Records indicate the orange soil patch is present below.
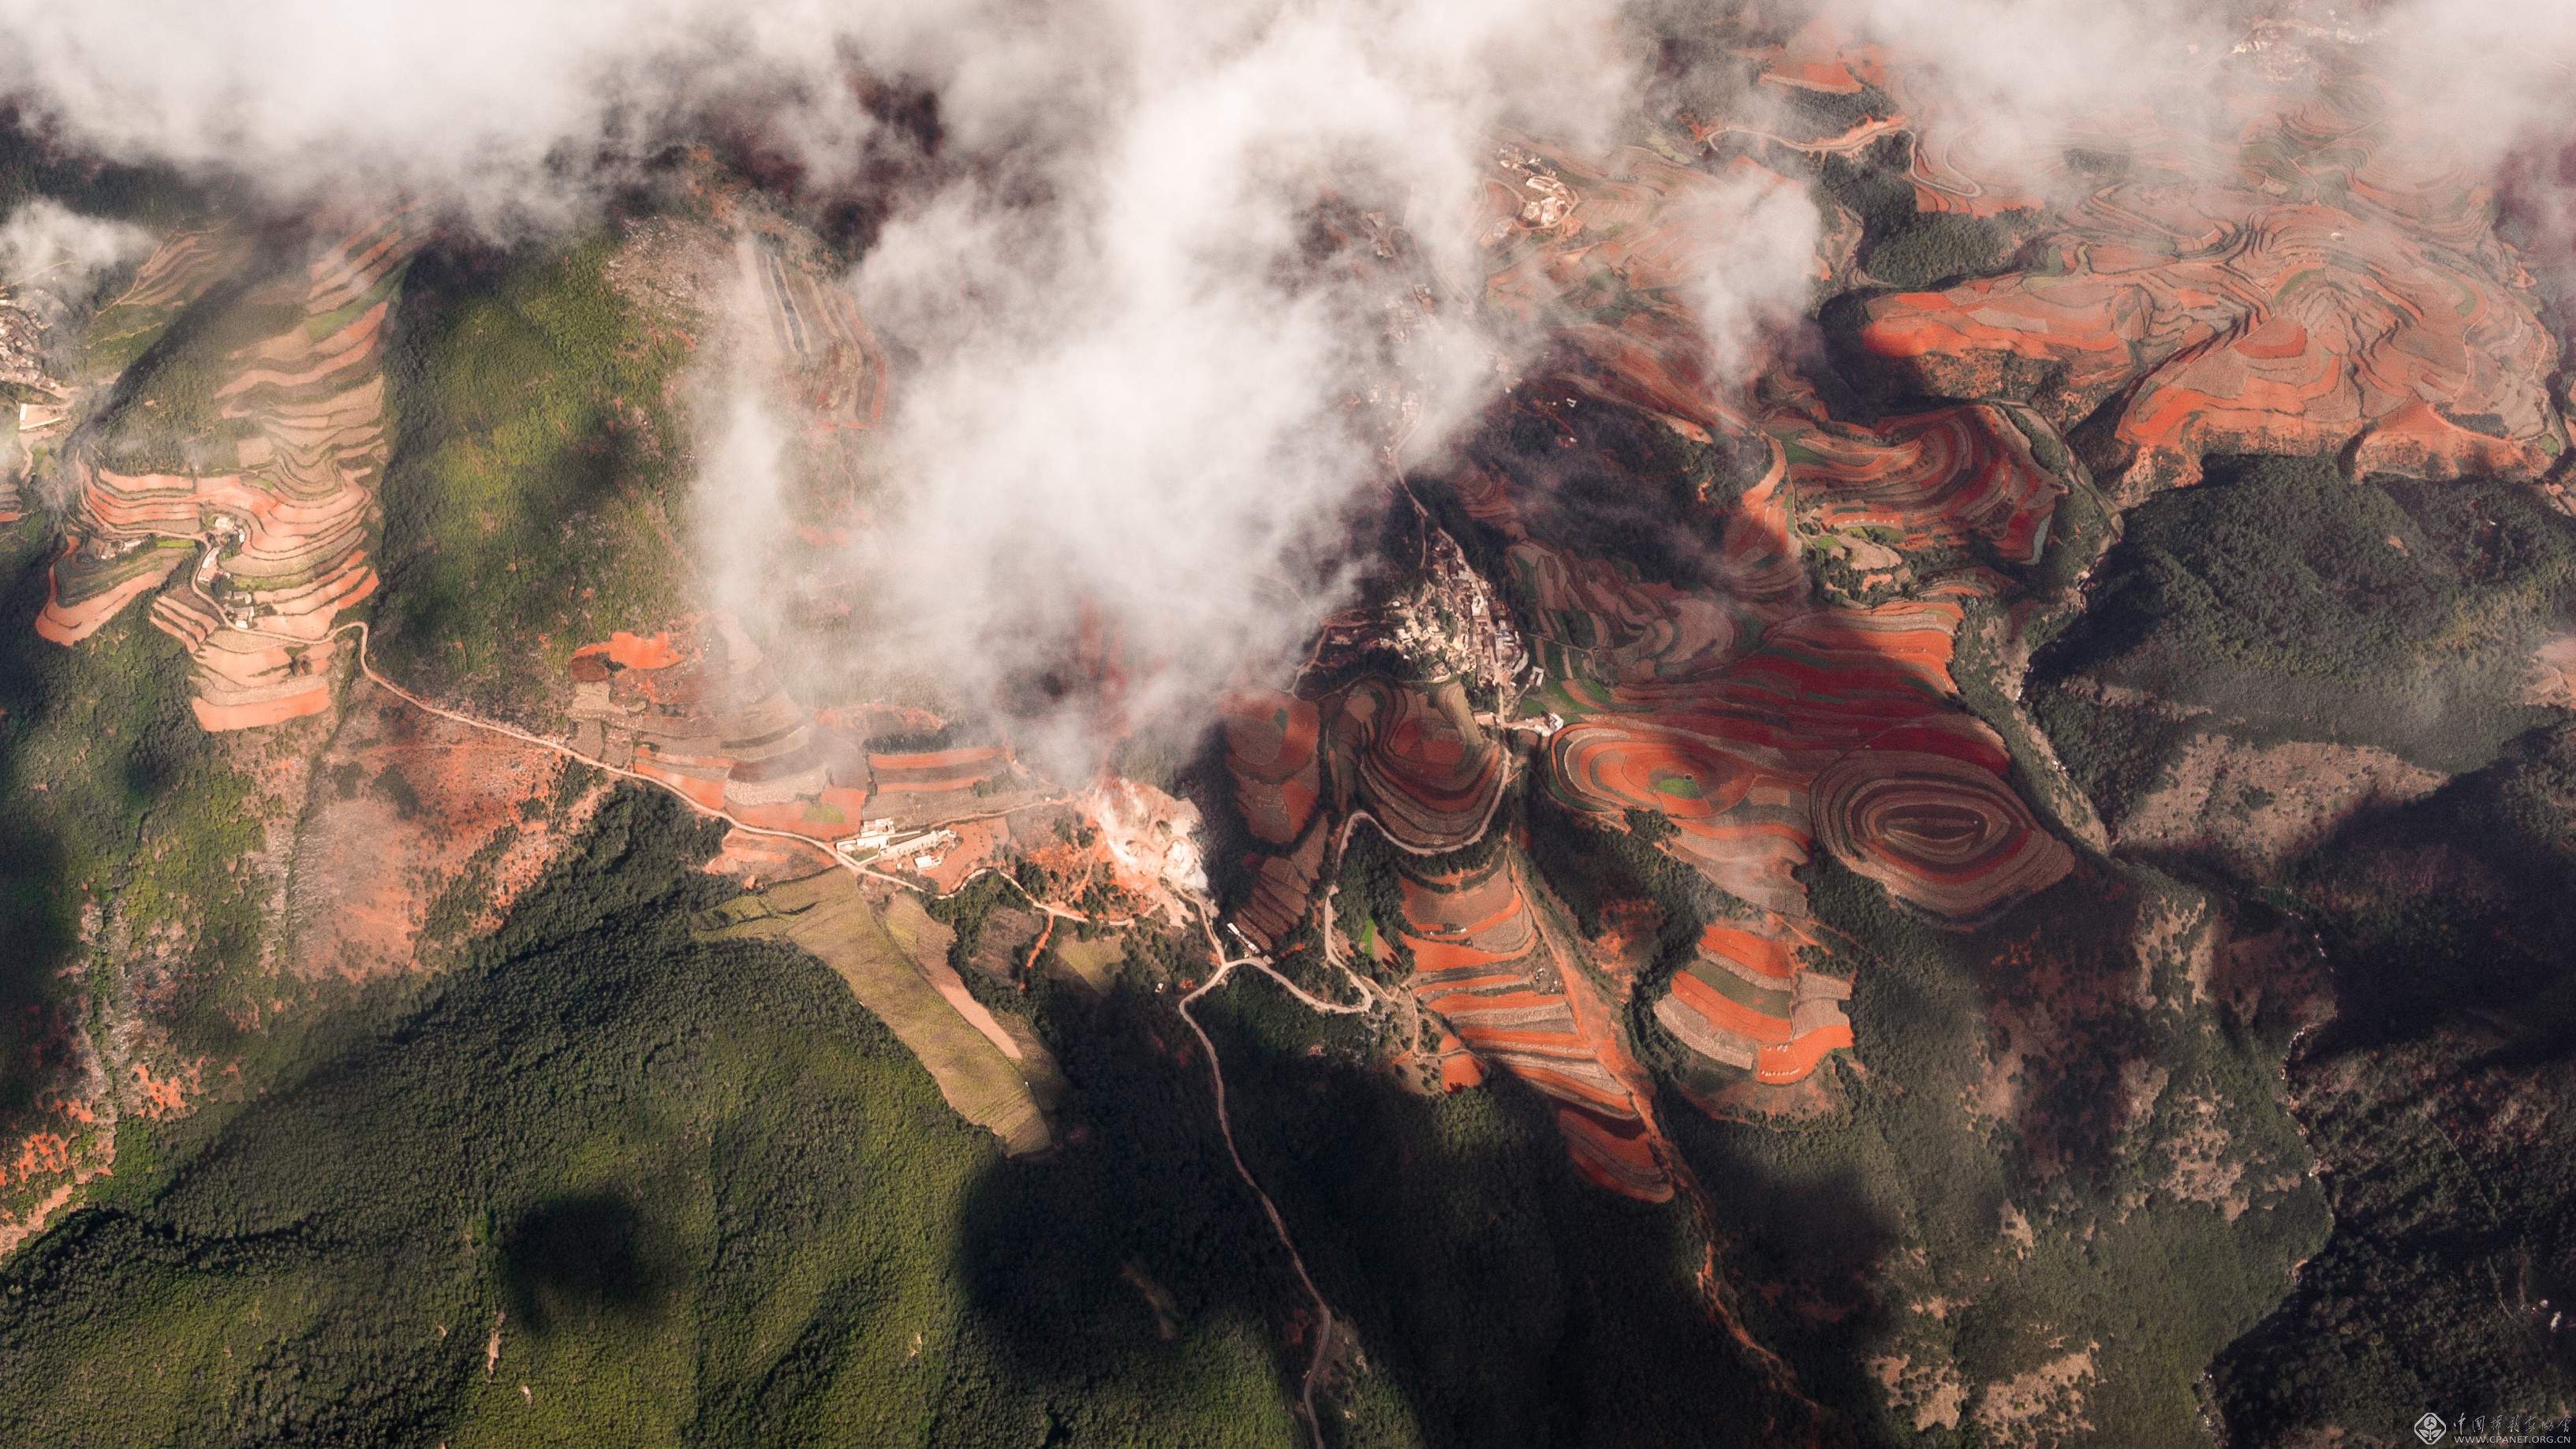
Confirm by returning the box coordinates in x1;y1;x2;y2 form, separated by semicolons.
1754;1025;1856;1086
1735;19;1880;95
1533;589;2014;1076
1230;677;1506;947
287;698;593;980
0;1006;119;1253
1701;922;1796;982
129;1059;197;1118
631;752;731;810
919;817;1009;894
6;1131;72;1186
573;629;681;670
868;745;1007;796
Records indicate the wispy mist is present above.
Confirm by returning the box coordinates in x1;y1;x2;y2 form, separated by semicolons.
0;197;149;306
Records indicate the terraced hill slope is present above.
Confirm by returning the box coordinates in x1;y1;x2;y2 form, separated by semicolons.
38;212;421;728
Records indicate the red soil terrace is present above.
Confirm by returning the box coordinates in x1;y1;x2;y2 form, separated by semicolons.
36;210;427;730
1717;32;2574;499
1397;851;1674;1201
1225;125;2113;1137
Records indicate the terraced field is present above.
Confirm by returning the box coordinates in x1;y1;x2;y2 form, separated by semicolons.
36;211;423;729
1714;32;2574;502
1224;131;2101;1116
742;223;885;435
568;617;1042;854
1769;383;2066;565
1533;578;2071;1081
1221;678;1503;950
1859;181;2563;498
1220;670;1693;1193
1450;140;2078;1084
1393;850;1672;1201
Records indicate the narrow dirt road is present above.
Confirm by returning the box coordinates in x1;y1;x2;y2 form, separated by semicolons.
1180;935;1338;1449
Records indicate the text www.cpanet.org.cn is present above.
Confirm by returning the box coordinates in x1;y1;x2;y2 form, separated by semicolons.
2414;1410;2574;1445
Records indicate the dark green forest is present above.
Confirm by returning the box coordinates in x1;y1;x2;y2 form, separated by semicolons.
0;787;1831;1447
2027;452;2576;1441
0;791;1301;1447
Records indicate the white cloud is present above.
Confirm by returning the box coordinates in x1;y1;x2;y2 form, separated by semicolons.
18;0;2562;764
0;197;151;300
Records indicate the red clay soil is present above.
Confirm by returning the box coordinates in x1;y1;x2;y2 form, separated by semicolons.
1222;692;1323;846
917;817;1010;893
1237;44;2555;1132
1768;381;2066;564
630;749;732;810
1226;674;1507;951
1215;133;2089;1100
1710;32;2564;506
867;746;1008;796
1737;18;1881;95
1438;1050;1488;1092
0;1003;115;1248
33;536;180;644
573;630;683;670
1809;731;2074;926
127;1059;199;1119
703;827;824;886
1527;576;2032;1081
288;697;597;980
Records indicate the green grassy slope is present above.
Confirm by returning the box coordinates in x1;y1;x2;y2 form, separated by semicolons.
0;517;289;1109
372;236;692;722
694;869;1057;1157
